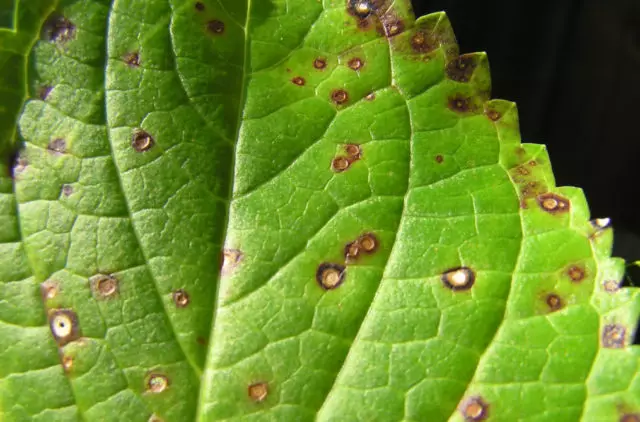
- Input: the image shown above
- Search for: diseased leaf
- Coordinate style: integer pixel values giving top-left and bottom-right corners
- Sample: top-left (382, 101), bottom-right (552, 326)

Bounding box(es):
top-left (1, 0), bottom-right (639, 421)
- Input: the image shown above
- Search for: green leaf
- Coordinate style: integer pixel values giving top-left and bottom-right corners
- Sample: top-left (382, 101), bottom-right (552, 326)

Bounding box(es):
top-left (1, 0), bottom-right (639, 421)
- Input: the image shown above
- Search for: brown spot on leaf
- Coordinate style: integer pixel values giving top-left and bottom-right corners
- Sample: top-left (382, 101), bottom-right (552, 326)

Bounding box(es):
top-left (40, 280), bottom-right (59, 301)
top-left (195, 1), bottom-right (205, 11)
top-left (545, 293), bottom-right (563, 312)
top-left (132, 129), bottom-right (155, 152)
top-left (486, 109), bottom-right (502, 121)
top-left (314, 58), bottom-right (327, 69)
top-left (172, 289), bottom-right (190, 308)
top-left (435, 155), bottom-right (444, 163)
top-left (348, 57), bottom-right (363, 71)
top-left (316, 263), bottom-right (346, 290)
top-left (345, 144), bottom-right (362, 160)
top-left (537, 193), bottom-right (570, 214)
top-left (441, 267), bottom-right (475, 291)
top-left (38, 85), bottom-right (52, 100)
top-left (48, 309), bottom-right (80, 346)
top-left (47, 138), bottom-right (66, 154)
top-left (448, 94), bottom-right (473, 113)
top-left (331, 156), bottom-right (351, 172)
top-left (365, 92), bottom-right (375, 101)
top-left (196, 336), bottom-right (207, 346)
top-left (459, 396), bottom-right (489, 421)
top-left (207, 20), bottom-right (225, 34)
top-left (410, 31), bottom-right (435, 53)
top-left (621, 414), bottom-right (640, 422)
top-left (603, 279), bottom-right (620, 293)
top-left (345, 233), bottom-right (379, 261)
top-left (446, 55), bottom-right (478, 83)
top-left (331, 89), bottom-right (349, 105)
top-left (61, 184), bottom-right (73, 196)
top-left (381, 18), bottom-right (404, 38)
top-left (61, 355), bottom-right (73, 372)
top-left (221, 248), bottom-right (243, 275)
top-left (248, 382), bottom-right (268, 403)
top-left (146, 373), bottom-right (169, 394)
top-left (347, 0), bottom-right (376, 18)
top-left (148, 415), bottom-right (165, 422)
top-left (291, 76), bottom-right (305, 86)
top-left (602, 324), bottom-right (626, 349)
top-left (567, 265), bottom-right (586, 283)
top-left (90, 274), bottom-right (119, 299)
top-left (124, 52), bottom-right (140, 67)
top-left (44, 15), bottom-right (75, 43)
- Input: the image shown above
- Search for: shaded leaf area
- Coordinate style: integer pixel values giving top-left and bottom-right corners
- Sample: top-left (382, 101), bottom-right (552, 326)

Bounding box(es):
top-left (0, 1), bottom-right (639, 422)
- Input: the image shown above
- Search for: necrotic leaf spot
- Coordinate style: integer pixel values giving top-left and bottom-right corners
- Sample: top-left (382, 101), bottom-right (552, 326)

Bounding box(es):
top-left (172, 289), bottom-right (190, 308)
top-left (459, 396), bottom-right (489, 421)
top-left (132, 129), bottom-right (155, 152)
top-left (441, 267), bottom-right (475, 291)
top-left (316, 263), bottom-right (346, 290)
top-left (146, 373), bottom-right (169, 393)
top-left (48, 309), bottom-right (80, 346)
top-left (90, 274), bottom-right (119, 299)
top-left (207, 20), bottom-right (225, 34)
top-left (331, 89), bottom-right (349, 105)
top-left (248, 382), bottom-right (268, 402)
top-left (602, 324), bottom-right (626, 348)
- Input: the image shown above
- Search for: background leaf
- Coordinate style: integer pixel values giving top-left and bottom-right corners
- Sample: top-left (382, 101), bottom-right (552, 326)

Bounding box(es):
top-left (1, 0), bottom-right (639, 421)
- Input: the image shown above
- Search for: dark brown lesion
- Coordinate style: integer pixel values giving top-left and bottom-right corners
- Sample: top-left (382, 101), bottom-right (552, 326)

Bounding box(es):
top-left (545, 293), bottom-right (564, 312)
top-left (602, 324), bottom-right (626, 349)
top-left (536, 192), bottom-right (571, 214)
top-left (124, 51), bottom-right (140, 67)
top-left (446, 54), bottom-right (479, 83)
top-left (441, 267), bottom-right (475, 291)
top-left (48, 309), bottom-right (81, 347)
top-left (131, 129), bottom-right (155, 152)
top-left (43, 14), bottom-right (76, 43)
top-left (566, 265), bottom-right (586, 282)
top-left (316, 263), bottom-right (346, 290)
top-left (459, 396), bottom-right (489, 421)
top-left (344, 233), bottom-right (379, 262)
top-left (206, 20), bottom-right (225, 34)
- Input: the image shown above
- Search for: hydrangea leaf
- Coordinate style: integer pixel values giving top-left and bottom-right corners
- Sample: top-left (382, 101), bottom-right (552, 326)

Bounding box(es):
top-left (1, 1), bottom-right (639, 421)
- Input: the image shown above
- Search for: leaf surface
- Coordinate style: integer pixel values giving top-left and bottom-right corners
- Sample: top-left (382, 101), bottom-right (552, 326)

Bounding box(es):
top-left (1, 1), bottom-right (639, 421)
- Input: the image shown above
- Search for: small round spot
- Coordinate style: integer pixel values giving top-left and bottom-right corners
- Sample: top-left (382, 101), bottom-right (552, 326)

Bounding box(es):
top-left (545, 293), bottom-right (563, 312)
top-left (441, 267), bottom-right (475, 291)
top-left (38, 85), bottom-right (53, 100)
top-left (45, 15), bottom-right (75, 43)
top-left (446, 55), bottom-right (478, 83)
top-left (448, 95), bottom-right (472, 113)
top-left (331, 89), bottom-right (349, 105)
top-left (61, 184), bottom-right (73, 196)
top-left (132, 129), bottom-right (155, 152)
top-left (196, 336), bottom-right (207, 346)
top-left (40, 280), bottom-right (59, 301)
top-left (486, 109), bottom-right (502, 121)
top-left (344, 144), bottom-right (362, 159)
top-left (49, 309), bottom-right (80, 346)
top-left (348, 58), bottom-right (363, 71)
top-left (365, 92), bottom-right (375, 101)
top-left (603, 279), bottom-right (620, 293)
top-left (537, 193), bottom-right (570, 214)
top-left (313, 58), bottom-right (327, 69)
top-left (567, 265), bottom-right (585, 282)
top-left (383, 20), bottom-right (404, 38)
top-left (172, 289), bottom-right (190, 308)
top-left (460, 396), bottom-right (489, 421)
top-left (316, 263), bottom-right (346, 290)
top-left (621, 414), bottom-right (640, 422)
top-left (331, 156), bottom-right (351, 173)
top-left (124, 52), bottom-right (140, 67)
top-left (528, 160), bottom-right (538, 167)
top-left (62, 355), bottom-right (73, 372)
top-left (435, 155), bottom-right (444, 163)
top-left (90, 274), bottom-right (119, 299)
top-left (344, 241), bottom-right (360, 261)
top-left (291, 76), bottom-right (305, 86)
top-left (591, 218), bottom-right (611, 229)
top-left (359, 233), bottom-right (377, 253)
top-left (146, 373), bottom-right (169, 394)
top-left (349, 0), bottom-right (373, 18)
top-left (195, 2), bottom-right (205, 11)
top-left (602, 324), bottom-right (626, 349)
top-left (47, 138), bottom-right (66, 154)
top-left (221, 248), bottom-right (243, 275)
top-left (411, 31), bottom-right (433, 53)
top-left (207, 20), bottom-right (225, 34)
top-left (248, 382), bottom-right (268, 403)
